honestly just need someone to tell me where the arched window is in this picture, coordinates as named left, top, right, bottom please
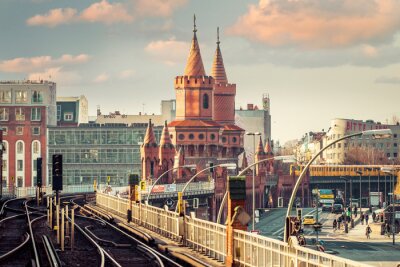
left=17, top=141, right=24, bottom=154
left=32, top=141, right=40, bottom=154
left=203, top=94, right=209, bottom=109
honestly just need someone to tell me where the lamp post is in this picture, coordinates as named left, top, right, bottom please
left=216, top=155, right=296, bottom=224
left=175, top=162, right=237, bottom=213
left=0, top=130, right=3, bottom=200
left=284, top=129, right=392, bottom=242
left=146, top=164, right=196, bottom=204
left=356, top=170, right=363, bottom=209
left=340, top=176, right=348, bottom=210
left=246, top=132, right=261, bottom=231
left=365, top=167, right=373, bottom=209
left=382, top=166, right=397, bottom=245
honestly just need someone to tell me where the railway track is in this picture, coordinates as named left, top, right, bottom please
left=71, top=197, right=184, bottom=267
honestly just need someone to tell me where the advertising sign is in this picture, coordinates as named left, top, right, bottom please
left=151, top=185, right=165, bottom=193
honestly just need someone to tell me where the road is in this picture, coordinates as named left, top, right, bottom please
left=254, top=208, right=400, bottom=266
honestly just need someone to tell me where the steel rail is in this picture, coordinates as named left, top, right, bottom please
left=42, top=235, right=62, bottom=267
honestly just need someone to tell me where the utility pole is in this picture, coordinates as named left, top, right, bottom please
left=0, top=130, right=3, bottom=199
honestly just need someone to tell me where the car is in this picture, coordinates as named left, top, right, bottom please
left=303, top=215, right=316, bottom=225
left=332, top=204, right=343, bottom=214
left=322, top=204, right=332, bottom=212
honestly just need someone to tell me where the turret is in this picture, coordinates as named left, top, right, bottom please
left=140, top=119, right=159, bottom=180
left=159, top=121, right=175, bottom=183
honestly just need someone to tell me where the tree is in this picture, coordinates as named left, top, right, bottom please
left=343, top=147, right=398, bottom=165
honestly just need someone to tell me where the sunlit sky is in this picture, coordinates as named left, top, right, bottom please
left=1, top=0, right=399, bottom=143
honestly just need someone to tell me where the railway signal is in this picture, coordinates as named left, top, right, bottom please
left=52, top=154, right=63, bottom=191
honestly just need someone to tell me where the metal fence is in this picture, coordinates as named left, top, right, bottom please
left=95, top=192, right=371, bottom=267
left=1, top=184, right=95, bottom=198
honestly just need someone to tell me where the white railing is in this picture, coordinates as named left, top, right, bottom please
left=95, top=192, right=371, bottom=267
left=1, top=185, right=95, bottom=198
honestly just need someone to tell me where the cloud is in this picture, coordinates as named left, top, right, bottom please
left=228, top=0, right=400, bottom=49
left=145, top=37, right=189, bottom=65
left=80, top=0, right=134, bottom=24
left=375, top=76, right=400, bottom=84
left=27, top=0, right=186, bottom=27
left=134, top=0, right=187, bottom=18
left=94, top=73, right=110, bottom=83
left=362, top=44, right=378, bottom=58
left=28, top=67, right=82, bottom=85
left=0, top=54, right=89, bottom=73
left=119, top=69, right=135, bottom=79
left=27, top=8, right=77, bottom=27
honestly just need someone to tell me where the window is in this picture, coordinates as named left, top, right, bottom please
left=17, top=177, right=23, bottom=187
left=178, top=134, right=185, bottom=140
left=189, top=133, right=194, bottom=140
left=17, top=141, right=23, bottom=153
left=394, top=153, right=398, bottom=158
left=31, top=90, right=43, bottom=103
left=2, top=159, right=7, bottom=170
left=64, top=112, right=73, bottom=121
left=222, top=137, right=227, bottom=143
left=16, top=126, right=23, bottom=135
left=32, top=141, right=40, bottom=154
left=338, top=143, right=341, bottom=148
left=15, top=108, right=25, bottom=121
left=57, top=105, right=61, bottom=121
left=31, top=107, right=41, bottom=121
left=17, top=160, right=23, bottom=171
left=33, top=160, right=37, bottom=171
left=32, top=127, right=40, bottom=135
left=0, top=126, right=8, bottom=135
left=15, top=90, right=28, bottom=103
left=2, top=142, right=7, bottom=153
left=394, top=143, right=398, bottom=147
left=0, top=90, right=11, bottom=103
left=394, top=134, right=398, bottom=138
left=232, top=137, right=237, bottom=143
left=210, top=134, right=216, bottom=140
left=387, top=153, right=391, bottom=157
left=0, top=108, right=9, bottom=121
left=203, top=94, right=209, bottom=109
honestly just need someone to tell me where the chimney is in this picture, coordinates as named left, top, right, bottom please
left=247, top=103, right=253, bottom=110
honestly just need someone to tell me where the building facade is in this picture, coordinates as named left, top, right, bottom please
left=324, top=118, right=400, bottom=164
left=235, top=94, right=272, bottom=161
left=0, top=80, right=56, bottom=187
left=48, top=123, right=162, bottom=186
left=56, top=96, right=88, bottom=126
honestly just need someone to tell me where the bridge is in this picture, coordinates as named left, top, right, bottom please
left=94, top=191, right=369, bottom=267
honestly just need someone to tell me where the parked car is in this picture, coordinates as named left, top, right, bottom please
left=303, top=215, right=316, bottom=225
left=322, top=204, right=332, bottom=212
left=332, top=204, right=343, bottom=214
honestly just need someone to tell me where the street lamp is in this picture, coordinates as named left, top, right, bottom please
left=284, top=129, right=392, bottom=242
left=365, top=167, right=373, bottom=210
left=382, top=167, right=397, bottom=245
left=246, top=132, right=261, bottom=231
left=340, top=176, right=348, bottom=210
left=216, top=155, right=296, bottom=224
left=356, top=170, right=363, bottom=209
left=146, top=164, right=196, bottom=203
left=175, top=162, right=237, bottom=213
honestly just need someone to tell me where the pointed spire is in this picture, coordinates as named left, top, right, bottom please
left=265, top=138, right=273, bottom=155
left=184, top=14, right=206, bottom=77
left=241, top=151, right=248, bottom=169
left=160, top=120, right=173, bottom=147
left=211, top=27, right=228, bottom=84
left=255, top=136, right=264, bottom=154
left=143, top=119, right=157, bottom=146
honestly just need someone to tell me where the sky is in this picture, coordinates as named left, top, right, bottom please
left=0, top=0, right=399, bottom=144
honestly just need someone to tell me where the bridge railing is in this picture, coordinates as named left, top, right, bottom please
left=185, top=214, right=226, bottom=262
left=1, top=185, right=95, bottom=198
left=95, top=192, right=371, bottom=267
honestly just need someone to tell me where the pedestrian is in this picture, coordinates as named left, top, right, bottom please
left=361, top=212, right=365, bottom=225
left=366, top=225, right=372, bottom=239
left=385, top=223, right=391, bottom=238
left=372, top=211, right=376, bottom=222
left=365, top=213, right=369, bottom=225
left=337, top=216, right=342, bottom=230
left=354, top=206, right=358, bottom=217
left=333, top=219, right=337, bottom=231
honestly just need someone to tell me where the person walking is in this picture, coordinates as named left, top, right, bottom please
left=372, top=211, right=376, bottom=222
left=385, top=222, right=391, bottom=238
left=361, top=212, right=365, bottom=225
left=365, top=213, right=369, bottom=225
left=337, top=216, right=342, bottom=230
left=333, top=219, right=337, bottom=231
left=366, top=225, right=372, bottom=239
left=354, top=206, right=358, bottom=217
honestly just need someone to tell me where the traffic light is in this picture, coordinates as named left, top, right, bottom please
left=209, top=162, right=214, bottom=173
left=36, top=157, right=42, bottom=187
left=296, top=208, right=302, bottom=220
left=285, top=216, right=301, bottom=242
left=129, top=174, right=139, bottom=185
left=229, top=176, right=246, bottom=200
left=52, top=154, right=63, bottom=191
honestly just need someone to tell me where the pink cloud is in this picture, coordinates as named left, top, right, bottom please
left=94, top=73, right=110, bottom=83
left=26, top=8, right=77, bottom=27
left=80, top=0, right=134, bottom=24
left=0, top=54, right=90, bottom=73
left=145, top=37, right=189, bottom=65
left=228, top=0, right=400, bottom=49
left=135, top=0, right=187, bottom=17
left=119, top=69, right=136, bottom=79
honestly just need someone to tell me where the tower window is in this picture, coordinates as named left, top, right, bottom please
left=210, top=134, right=216, bottom=140
left=198, top=134, right=204, bottom=140
left=189, top=134, right=194, bottom=140
left=203, top=94, right=209, bottom=109
left=178, top=134, right=185, bottom=140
